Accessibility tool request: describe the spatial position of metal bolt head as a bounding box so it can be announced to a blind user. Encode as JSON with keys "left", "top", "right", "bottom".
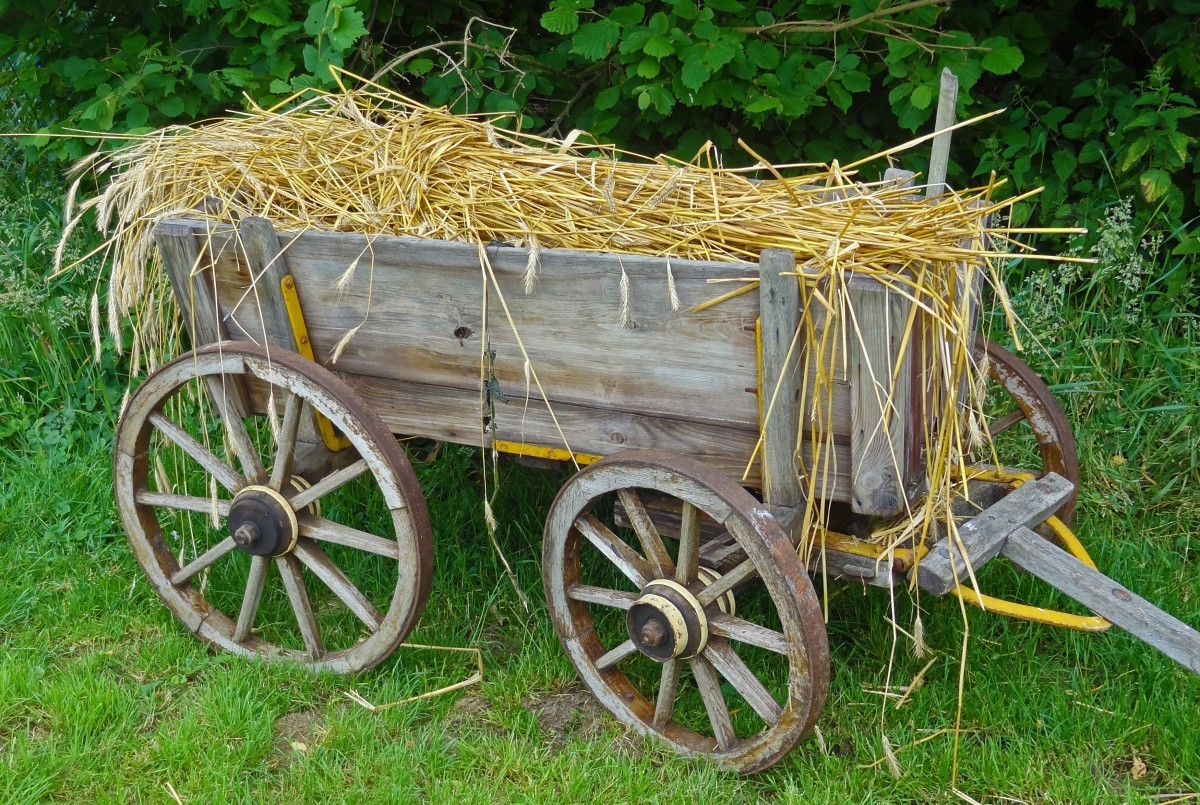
{"left": 233, "top": 522, "right": 260, "bottom": 548}
{"left": 639, "top": 619, "right": 666, "bottom": 647}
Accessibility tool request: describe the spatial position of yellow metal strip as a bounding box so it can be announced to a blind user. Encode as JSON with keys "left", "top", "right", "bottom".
{"left": 951, "top": 586, "right": 1112, "bottom": 632}
{"left": 280, "top": 275, "right": 351, "bottom": 452}
{"left": 492, "top": 439, "right": 603, "bottom": 466}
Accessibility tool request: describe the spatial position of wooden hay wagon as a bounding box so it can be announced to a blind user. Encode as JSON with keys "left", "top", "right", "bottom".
{"left": 112, "top": 206, "right": 1200, "bottom": 774}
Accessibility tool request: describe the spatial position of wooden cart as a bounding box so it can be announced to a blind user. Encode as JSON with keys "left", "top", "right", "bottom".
{"left": 114, "top": 199, "right": 1200, "bottom": 773}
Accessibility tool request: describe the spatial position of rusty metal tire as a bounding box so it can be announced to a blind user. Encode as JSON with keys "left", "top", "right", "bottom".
{"left": 114, "top": 341, "right": 432, "bottom": 674}
{"left": 542, "top": 450, "right": 830, "bottom": 774}
{"left": 975, "top": 336, "right": 1081, "bottom": 524}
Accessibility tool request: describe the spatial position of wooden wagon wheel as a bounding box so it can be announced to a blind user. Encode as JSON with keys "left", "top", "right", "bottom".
{"left": 543, "top": 450, "right": 830, "bottom": 774}
{"left": 974, "top": 336, "right": 1080, "bottom": 524}
{"left": 114, "top": 341, "right": 432, "bottom": 673}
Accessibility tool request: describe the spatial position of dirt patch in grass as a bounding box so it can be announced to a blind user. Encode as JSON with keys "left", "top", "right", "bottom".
{"left": 522, "top": 685, "right": 641, "bottom": 757}
{"left": 273, "top": 710, "right": 326, "bottom": 759}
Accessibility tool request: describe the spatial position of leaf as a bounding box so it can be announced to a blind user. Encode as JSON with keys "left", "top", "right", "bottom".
{"left": 702, "top": 38, "right": 740, "bottom": 70}
{"left": 571, "top": 19, "right": 621, "bottom": 60}
{"left": 680, "top": 55, "right": 711, "bottom": 90}
{"left": 541, "top": 6, "right": 580, "bottom": 34}
{"left": 693, "top": 19, "right": 719, "bottom": 41}
{"left": 706, "top": 0, "right": 744, "bottom": 10}
{"left": 636, "top": 57, "right": 661, "bottom": 78}
{"left": 827, "top": 81, "right": 852, "bottom": 112}
{"left": 648, "top": 11, "right": 670, "bottom": 35}
{"left": 594, "top": 86, "right": 621, "bottom": 110}
{"left": 910, "top": 83, "right": 934, "bottom": 110}
{"left": 981, "top": 37, "right": 1024, "bottom": 75}
{"left": 1139, "top": 168, "right": 1172, "bottom": 203}
{"left": 125, "top": 102, "right": 150, "bottom": 130}
{"left": 643, "top": 34, "right": 674, "bottom": 58}
{"left": 1051, "top": 149, "right": 1076, "bottom": 183}
{"left": 325, "top": 3, "right": 367, "bottom": 51}
{"left": 1166, "top": 130, "right": 1192, "bottom": 165}
{"left": 672, "top": 0, "right": 698, "bottom": 20}
{"left": 840, "top": 68, "right": 871, "bottom": 93}
{"left": 158, "top": 95, "right": 185, "bottom": 118}
{"left": 608, "top": 3, "right": 645, "bottom": 26}
{"left": 745, "top": 40, "right": 779, "bottom": 70}
{"left": 1130, "top": 755, "right": 1147, "bottom": 780}
{"left": 1118, "top": 137, "right": 1150, "bottom": 173}
{"left": 744, "top": 96, "right": 781, "bottom": 114}
{"left": 248, "top": 7, "right": 288, "bottom": 26}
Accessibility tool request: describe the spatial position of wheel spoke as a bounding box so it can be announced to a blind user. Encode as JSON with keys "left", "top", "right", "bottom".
{"left": 697, "top": 557, "right": 757, "bottom": 606}
{"left": 233, "top": 555, "right": 269, "bottom": 643}
{"left": 268, "top": 390, "right": 304, "bottom": 491}
{"left": 709, "top": 613, "right": 789, "bottom": 655}
{"left": 574, "top": 514, "right": 652, "bottom": 588}
{"left": 691, "top": 653, "right": 736, "bottom": 749}
{"left": 705, "top": 639, "right": 783, "bottom": 724}
{"left": 149, "top": 412, "right": 243, "bottom": 492}
{"left": 299, "top": 516, "right": 400, "bottom": 559}
{"left": 653, "top": 658, "right": 681, "bottom": 728}
{"left": 289, "top": 458, "right": 369, "bottom": 512}
{"left": 595, "top": 638, "right": 639, "bottom": 671}
{"left": 276, "top": 554, "right": 324, "bottom": 659}
{"left": 617, "top": 489, "right": 675, "bottom": 578}
{"left": 987, "top": 408, "right": 1026, "bottom": 437}
{"left": 567, "top": 584, "right": 638, "bottom": 610}
{"left": 294, "top": 539, "right": 382, "bottom": 630}
{"left": 170, "top": 536, "right": 237, "bottom": 586}
{"left": 205, "top": 375, "right": 265, "bottom": 484}
{"left": 137, "top": 490, "right": 232, "bottom": 518}
{"left": 675, "top": 501, "right": 700, "bottom": 583}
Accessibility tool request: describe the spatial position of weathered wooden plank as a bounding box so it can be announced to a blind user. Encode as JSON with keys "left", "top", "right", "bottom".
{"left": 1003, "top": 526, "right": 1200, "bottom": 676}
{"left": 926, "top": 67, "right": 959, "bottom": 198}
{"left": 913, "top": 472, "right": 1076, "bottom": 596}
{"left": 758, "top": 249, "right": 804, "bottom": 509}
{"left": 232, "top": 218, "right": 333, "bottom": 459}
{"left": 848, "top": 276, "right": 913, "bottom": 516}
{"left": 155, "top": 220, "right": 227, "bottom": 348}
{"left": 328, "top": 371, "right": 856, "bottom": 497}
{"left": 154, "top": 220, "right": 250, "bottom": 416}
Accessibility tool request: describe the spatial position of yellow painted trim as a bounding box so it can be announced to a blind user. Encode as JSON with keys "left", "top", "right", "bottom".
{"left": 950, "top": 586, "right": 1112, "bottom": 632}
{"left": 279, "top": 275, "right": 351, "bottom": 452}
{"left": 492, "top": 439, "right": 603, "bottom": 466}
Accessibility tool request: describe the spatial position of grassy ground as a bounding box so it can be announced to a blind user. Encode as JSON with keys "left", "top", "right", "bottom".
{"left": 2, "top": 179, "right": 1198, "bottom": 802}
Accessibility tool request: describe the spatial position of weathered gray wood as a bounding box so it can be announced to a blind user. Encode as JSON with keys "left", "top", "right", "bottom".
{"left": 235, "top": 217, "right": 300, "bottom": 353}
{"left": 1003, "top": 527, "right": 1200, "bottom": 676}
{"left": 233, "top": 217, "right": 333, "bottom": 455}
{"left": 155, "top": 220, "right": 251, "bottom": 416}
{"left": 848, "top": 277, "right": 913, "bottom": 516}
{"left": 926, "top": 68, "right": 959, "bottom": 198}
{"left": 758, "top": 249, "right": 805, "bottom": 509}
{"left": 914, "top": 472, "right": 1076, "bottom": 596}
{"left": 155, "top": 220, "right": 228, "bottom": 348}
{"left": 335, "top": 370, "right": 855, "bottom": 496}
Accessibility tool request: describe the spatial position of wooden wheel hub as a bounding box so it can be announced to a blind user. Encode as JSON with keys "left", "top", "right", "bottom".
{"left": 627, "top": 579, "right": 709, "bottom": 661}
{"left": 227, "top": 485, "right": 298, "bottom": 557}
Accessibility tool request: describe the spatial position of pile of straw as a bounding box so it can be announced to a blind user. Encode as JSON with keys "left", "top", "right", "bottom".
{"left": 58, "top": 72, "right": 1075, "bottom": 554}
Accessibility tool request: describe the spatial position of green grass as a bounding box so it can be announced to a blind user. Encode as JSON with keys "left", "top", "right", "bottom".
{"left": 2, "top": 179, "right": 1198, "bottom": 802}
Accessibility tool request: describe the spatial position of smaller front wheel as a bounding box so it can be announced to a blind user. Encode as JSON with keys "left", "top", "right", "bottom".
{"left": 542, "top": 450, "right": 829, "bottom": 773}
{"left": 114, "top": 342, "right": 433, "bottom": 673}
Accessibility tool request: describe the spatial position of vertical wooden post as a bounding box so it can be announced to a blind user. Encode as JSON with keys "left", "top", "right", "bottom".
{"left": 235, "top": 217, "right": 331, "bottom": 461}
{"left": 926, "top": 68, "right": 959, "bottom": 198}
{"left": 238, "top": 217, "right": 301, "bottom": 355}
{"left": 154, "top": 220, "right": 250, "bottom": 417}
{"left": 848, "top": 278, "right": 912, "bottom": 516}
{"left": 757, "top": 249, "right": 804, "bottom": 511}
